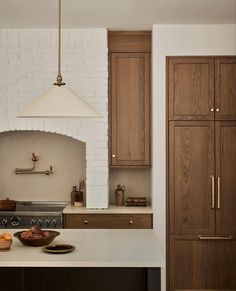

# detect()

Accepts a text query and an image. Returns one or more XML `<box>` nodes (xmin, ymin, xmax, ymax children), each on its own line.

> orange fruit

<box><xmin>2</xmin><ymin>233</ymin><xmax>12</xmax><ymax>241</ymax></box>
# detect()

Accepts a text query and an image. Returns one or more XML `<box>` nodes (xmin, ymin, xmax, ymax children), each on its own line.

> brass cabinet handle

<box><xmin>210</xmin><ymin>108</ymin><xmax>214</xmax><ymax>112</ymax></box>
<box><xmin>199</xmin><ymin>235</ymin><xmax>232</xmax><ymax>240</ymax></box>
<box><xmin>217</xmin><ymin>176</ymin><xmax>221</xmax><ymax>209</ymax></box>
<box><xmin>129</xmin><ymin>220</ymin><xmax>134</xmax><ymax>225</ymax></box>
<box><xmin>84</xmin><ymin>220</ymin><xmax>88</xmax><ymax>224</ymax></box>
<box><xmin>112</xmin><ymin>154</ymin><xmax>116</xmax><ymax>158</ymax></box>
<box><xmin>211</xmin><ymin>176</ymin><xmax>215</xmax><ymax>209</ymax></box>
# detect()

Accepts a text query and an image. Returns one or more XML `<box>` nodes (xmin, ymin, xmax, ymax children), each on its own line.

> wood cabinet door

<box><xmin>169</xmin><ymin>121</ymin><xmax>215</xmax><ymax>235</ymax></box>
<box><xmin>110</xmin><ymin>52</ymin><xmax>150</xmax><ymax>166</ymax></box>
<box><xmin>215</xmin><ymin>121</ymin><xmax>236</xmax><ymax>235</ymax></box>
<box><xmin>168</xmin><ymin>57</ymin><xmax>215</xmax><ymax>120</ymax></box>
<box><xmin>215</xmin><ymin>58</ymin><xmax>236</xmax><ymax>120</ymax></box>
<box><xmin>170</xmin><ymin>237</ymin><xmax>236</xmax><ymax>291</ymax></box>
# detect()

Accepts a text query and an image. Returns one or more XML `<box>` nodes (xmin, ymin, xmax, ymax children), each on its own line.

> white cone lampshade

<box><xmin>17</xmin><ymin>86</ymin><xmax>101</xmax><ymax>118</ymax></box>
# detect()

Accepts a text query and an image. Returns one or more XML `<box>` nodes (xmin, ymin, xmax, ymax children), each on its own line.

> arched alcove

<box><xmin>0</xmin><ymin>130</ymin><xmax>86</xmax><ymax>201</ymax></box>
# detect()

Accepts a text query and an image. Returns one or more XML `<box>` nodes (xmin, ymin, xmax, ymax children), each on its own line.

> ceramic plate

<box><xmin>42</xmin><ymin>244</ymin><xmax>75</xmax><ymax>254</ymax></box>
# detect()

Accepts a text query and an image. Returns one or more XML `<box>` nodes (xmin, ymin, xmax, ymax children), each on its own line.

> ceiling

<box><xmin>0</xmin><ymin>0</ymin><xmax>235</xmax><ymax>29</ymax></box>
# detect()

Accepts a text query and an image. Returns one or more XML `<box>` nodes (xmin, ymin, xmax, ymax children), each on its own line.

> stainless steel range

<box><xmin>0</xmin><ymin>201</ymin><xmax>67</xmax><ymax>229</ymax></box>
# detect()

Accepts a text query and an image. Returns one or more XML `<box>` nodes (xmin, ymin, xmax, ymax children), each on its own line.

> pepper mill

<box><xmin>114</xmin><ymin>184</ymin><xmax>125</xmax><ymax>206</ymax></box>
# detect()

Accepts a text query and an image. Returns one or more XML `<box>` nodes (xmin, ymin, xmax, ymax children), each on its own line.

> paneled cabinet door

<box><xmin>168</xmin><ymin>57</ymin><xmax>215</xmax><ymax>120</ymax></box>
<box><xmin>110</xmin><ymin>52</ymin><xmax>150</xmax><ymax>166</ymax></box>
<box><xmin>215</xmin><ymin>121</ymin><xmax>236</xmax><ymax>235</ymax></box>
<box><xmin>215</xmin><ymin>58</ymin><xmax>236</xmax><ymax>120</ymax></box>
<box><xmin>170</xmin><ymin>237</ymin><xmax>236</xmax><ymax>291</ymax></box>
<box><xmin>169</xmin><ymin>121</ymin><xmax>215</xmax><ymax>235</ymax></box>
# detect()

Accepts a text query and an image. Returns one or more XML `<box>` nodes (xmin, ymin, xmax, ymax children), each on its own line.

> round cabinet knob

<box><xmin>45</xmin><ymin>219</ymin><xmax>50</xmax><ymax>226</ymax></box>
<box><xmin>112</xmin><ymin>154</ymin><xmax>116</xmax><ymax>158</ymax></box>
<box><xmin>129</xmin><ymin>220</ymin><xmax>134</xmax><ymax>225</ymax></box>
<box><xmin>31</xmin><ymin>219</ymin><xmax>36</xmax><ymax>225</ymax></box>
<box><xmin>210</xmin><ymin>108</ymin><xmax>214</xmax><ymax>112</ymax></box>
<box><xmin>2</xmin><ymin>218</ymin><xmax>8</xmax><ymax>225</ymax></box>
<box><xmin>37</xmin><ymin>219</ymin><xmax>43</xmax><ymax>225</ymax></box>
<box><xmin>52</xmin><ymin>219</ymin><xmax>57</xmax><ymax>226</ymax></box>
<box><xmin>216</xmin><ymin>108</ymin><xmax>220</xmax><ymax>112</ymax></box>
<box><xmin>84</xmin><ymin>220</ymin><xmax>88</xmax><ymax>225</ymax></box>
<box><xmin>10</xmin><ymin>217</ymin><xmax>21</xmax><ymax>226</ymax></box>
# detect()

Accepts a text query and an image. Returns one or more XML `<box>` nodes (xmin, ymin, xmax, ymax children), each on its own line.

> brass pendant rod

<box><xmin>54</xmin><ymin>0</ymin><xmax>65</xmax><ymax>86</ymax></box>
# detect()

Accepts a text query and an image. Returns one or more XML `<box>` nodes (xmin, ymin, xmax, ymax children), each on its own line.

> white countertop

<box><xmin>63</xmin><ymin>205</ymin><xmax>153</xmax><ymax>214</ymax></box>
<box><xmin>0</xmin><ymin>229</ymin><xmax>164</xmax><ymax>268</ymax></box>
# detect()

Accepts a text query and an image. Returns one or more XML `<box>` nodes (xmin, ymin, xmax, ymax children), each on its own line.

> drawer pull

<box><xmin>211</xmin><ymin>176</ymin><xmax>215</xmax><ymax>209</ymax></box>
<box><xmin>129</xmin><ymin>220</ymin><xmax>134</xmax><ymax>225</ymax></box>
<box><xmin>217</xmin><ymin>176</ymin><xmax>221</xmax><ymax>209</ymax></box>
<box><xmin>199</xmin><ymin>235</ymin><xmax>232</xmax><ymax>240</ymax></box>
<box><xmin>84</xmin><ymin>220</ymin><xmax>88</xmax><ymax>224</ymax></box>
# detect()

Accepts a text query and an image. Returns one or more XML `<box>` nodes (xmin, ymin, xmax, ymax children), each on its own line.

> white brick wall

<box><xmin>0</xmin><ymin>28</ymin><xmax>108</xmax><ymax>208</ymax></box>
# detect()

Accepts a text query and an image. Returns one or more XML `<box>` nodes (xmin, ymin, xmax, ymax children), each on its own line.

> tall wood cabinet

<box><xmin>108</xmin><ymin>32</ymin><xmax>151</xmax><ymax>167</ymax></box>
<box><xmin>167</xmin><ymin>56</ymin><xmax>236</xmax><ymax>291</ymax></box>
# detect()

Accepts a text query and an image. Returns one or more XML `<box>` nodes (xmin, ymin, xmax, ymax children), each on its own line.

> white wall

<box><xmin>0</xmin><ymin>131</ymin><xmax>86</xmax><ymax>202</ymax></box>
<box><xmin>152</xmin><ymin>24</ymin><xmax>236</xmax><ymax>290</ymax></box>
<box><xmin>0</xmin><ymin>29</ymin><xmax>108</xmax><ymax>208</ymax></box>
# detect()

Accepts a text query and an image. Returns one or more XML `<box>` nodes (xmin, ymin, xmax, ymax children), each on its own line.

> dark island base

<box><xmin>0</xmin><ymin>267</ymin><xmax>160</xmax><ymax>291</ymax></box>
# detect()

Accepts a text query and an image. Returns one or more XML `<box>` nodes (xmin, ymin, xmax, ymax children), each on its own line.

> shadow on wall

<box><xmin>0</xmin><ymin>131</ymin><xmax>86</xmax><ymax>202</ymax></box>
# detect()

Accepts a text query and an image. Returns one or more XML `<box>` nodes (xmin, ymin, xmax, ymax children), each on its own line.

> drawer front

<box><xmin>64</xmin><ymin>214</ymin><xmax>152</xmax><ymax>229</ymax></box>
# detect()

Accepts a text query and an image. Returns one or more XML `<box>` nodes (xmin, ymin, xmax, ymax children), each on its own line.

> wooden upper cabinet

<box><xmin>215</xmin><ymin>121</ymin><xmax>236</xmax><ymax>235</ymax></box>
<box><xmin>168</xmin><ymin>57</ymin><xmax>215</xmax><ymax>120</ymax></box>
<box><xmin>109</xmin><ymin>32</ymin><xmax>151</xmax><ymax>167</ymax></box>
<box><xmin>215</xmin><ymin>58</ymin><xmax>236</xmax><ymax>120</ymax></box>
<box><xmin>169</xmin><ymin>121</ymin><xmax>215</xmax><ymax>235</ymax></box>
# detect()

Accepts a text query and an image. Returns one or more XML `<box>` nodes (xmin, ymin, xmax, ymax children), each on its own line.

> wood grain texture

<box><xmin>168</xmin><ymin>57</ymin><xmax>214</xmax><ymax>120</ymax></box>
<box><xmin>40</xmin><ymin>268</ymin><xmax>148</xmax><ymax>291</ymax></box>
<box><xmin>64</xmin><ymin>214</ymin><xmax>153</xmax><ymax>229</ymax></box>
<box><xmin>215</xmin><ymin>58</ymin><xmax>236</xmax><ymax>120</ymax></box>
<box><xmin>1</xmin><ymin>268</ymin><xmax>153</xmax><ymax>291</ymax></box>
<box><xmin>170</xmin><ymin>237</ymin><xmax>236</xmax><ymax>291</ymax></box>
<box><xmin>110</xmin><ymin>52</ymin><xmax>150</xmax><ymax>166</ymax></box>
<box><xmin>0</xmin><ymin>268</ymin><xmax>23</xmax><ymax>291</ymax></box>
<box><xmin>169</xmin><ymin>121</ymin><xmax>215</xmax><ymax>235</ymax></box>
<box><xmin>108</xmin><ymin>31</ymin><xmax>151</xmax><ymax>53</ymax></box>
<box><xmin>215</xmin><ymin>121</ymin><xmax>236</xmax><ymax>235</ymax></box>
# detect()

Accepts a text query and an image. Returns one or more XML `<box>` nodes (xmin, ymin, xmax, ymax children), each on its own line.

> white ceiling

<box><xmin>0</xmin><ymin>0</ymin><xmax>235</xmax><ymax>29</ymax></box>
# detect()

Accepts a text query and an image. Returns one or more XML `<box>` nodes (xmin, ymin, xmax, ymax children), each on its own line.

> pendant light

<box><xmin>17</xmin><ymin>0</ymin><xmax>101</xmax><ymax>118</ymax></box>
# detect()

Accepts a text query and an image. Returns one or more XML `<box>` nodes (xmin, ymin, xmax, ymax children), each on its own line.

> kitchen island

<box><xmin>0</xmin><ymin>229</ymin><xmax>164</xmax><ymax>291</ymax></box>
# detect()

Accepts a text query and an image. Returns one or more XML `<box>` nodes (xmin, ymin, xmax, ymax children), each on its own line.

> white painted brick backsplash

<box><xmin>0</xmin><ymin>28</ymin><xmax>108</xmax><ymax>208</ymax></box>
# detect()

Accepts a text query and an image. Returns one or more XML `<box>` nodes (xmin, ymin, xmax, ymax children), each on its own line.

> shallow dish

<box><xmin>42</xmin><ymin>244</ymin><xmax>75</xmax><ymax>254</ymax></box>
<box><xmin>14</xmin><ymin>230</ymin><xmax>60</xmax><ymax>247</ymax></box>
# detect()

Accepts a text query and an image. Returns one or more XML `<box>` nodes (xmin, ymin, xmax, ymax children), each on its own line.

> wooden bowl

<box><xmin>0</xmin><ymin>238</ymin><xmax>12</xmax><ymax>250</ymax></box>
<box><xmin>14</xmin><ymin>230</ymin><xmax>60</xmax><ymax>247</ymax></box>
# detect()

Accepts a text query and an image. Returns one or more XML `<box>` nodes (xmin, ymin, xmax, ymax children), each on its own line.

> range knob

<box><xmin>10</xmin><ymin>217</ymin><xmax>21</xmax><ymax>226</ymax></box>
<box><xmin>52</xmin><ymin>219</ymin><xmax>57</xmax><ymax>226</ymax></box>
<box><xmin>37</xmin><ymin>219</ymin><xmax>43</xmax><ymax>226</ymax></box>
<box><xmin>31</xmin><ymin>219</ymin><xmax>36</xmax><ymax>225</ymax></box>
<box><xmin>2</xmin><ymin>218</ymin><xmax>8</xmax><ymax>225</ymax></box>
<box><xmin>45</xmin><ymin>219</ymin><xmax>50</xmax><ymax>226</ymax></box>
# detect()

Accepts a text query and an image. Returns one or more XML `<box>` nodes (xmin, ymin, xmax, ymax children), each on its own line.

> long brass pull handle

<box><xmin>199</xmin><ymin>235</ymin><xmax>232</xmax><ymax>240</ymax></box>
<box><xmin>211</xmin><ymin>176</ymin><xmax>215</xmax><ymax>208</ymax></box>
<box><xmin>217</xmin><ymin>177</ymin><xmax>221</xmax><ymax>209</ymax></box>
